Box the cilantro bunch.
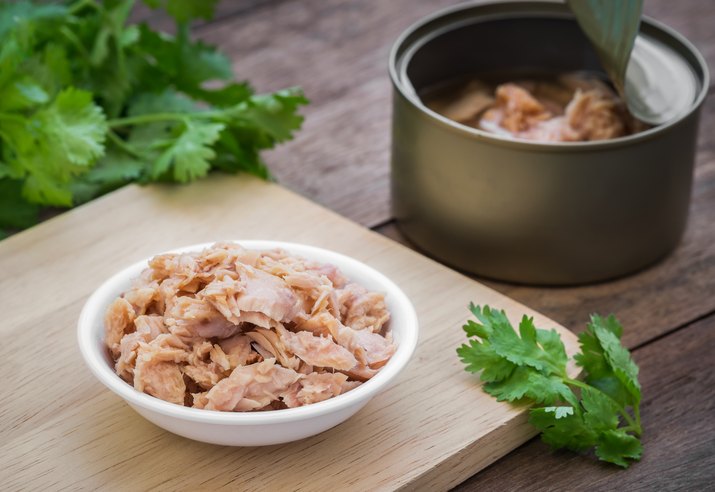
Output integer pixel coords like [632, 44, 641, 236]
[0, 0, 308, 238]
[457, 305, 642, 467]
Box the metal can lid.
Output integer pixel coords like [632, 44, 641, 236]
[626, 33, 701, 125]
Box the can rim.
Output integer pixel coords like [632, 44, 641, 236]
[388, 0, 710, 152]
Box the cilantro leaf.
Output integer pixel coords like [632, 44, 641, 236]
[228, 89, 309, 145]
[529, 387, 641, 467]
[128, 90, 198, 116]
[211, 127, 269, 178]
[189, 82, 253, 108]
[151, 119, 225, 182]
[488, 314, 565, 375]
[457, 338, 516, 382]
[83, 150, 145, 185]
[134, 24, 234, 101]
[536, 327, 568, 369]
[0, 0, 307, 237]
[595, 429, 643, 468]
[580, 386, 620, 432]
[0, 88, 106, 207]
[529, 406, 597, 452]
[458, 305, 577, 405]
[459, 305, 643, 468]
[71, 148, 146, 203]
[35, 88, 107, 166]
[71, 148, 144, 205]
[22, 169, 74, 206]
[23, 44, 72, 97]
[0, 178, 39, 229]
[591, 316, 641, 404]
[177, 39, 233, 86]
[467, 303, 512, 338]
[143, 0, 220, 23]
[576, 315, 641, 407]
[485, 367, 576, 406]
[0, 2, 67, 42]
[0, 76, 48, 111]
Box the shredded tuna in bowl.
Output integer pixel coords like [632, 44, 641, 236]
[105, 241, 395, 410]
[78, 241, 418, 445]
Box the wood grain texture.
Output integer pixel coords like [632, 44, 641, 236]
[644, 0, 715, 74]
[0, 176, 579, 491]
[456, 312, 715, 492]
[378, 88, 715, 350]
[150, 0, 713, 231]
[190, 0, 455, 227]
[3, 0, 714, 489]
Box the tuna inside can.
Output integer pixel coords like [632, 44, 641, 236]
[389, 1, 709, 285]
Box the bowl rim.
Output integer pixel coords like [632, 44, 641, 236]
[77, 240, 419, 425]
[388, 0, 710, 152]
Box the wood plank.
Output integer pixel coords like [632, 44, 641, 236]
[130, 0, 277, 32]
[186, 0, 455, 227]
[377, 88, 715, 349]
[198, 0, 715, 80]
[0, 175, 580, 491]
[455, 312, 715, 491]
[127, 0, 715, 231]
[644, 0, 715, 75]
[193, 0, 715, 230]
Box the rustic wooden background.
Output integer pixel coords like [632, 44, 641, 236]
[126, 0, 715, 488]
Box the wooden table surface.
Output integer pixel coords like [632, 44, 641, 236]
[91, 0, 715, 489]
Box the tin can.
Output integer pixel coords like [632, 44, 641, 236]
[389, 0, 709, 285]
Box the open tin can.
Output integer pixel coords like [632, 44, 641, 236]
[389, 1, 709, 285]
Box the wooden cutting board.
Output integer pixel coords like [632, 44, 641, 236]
[0, 175, 579, 491]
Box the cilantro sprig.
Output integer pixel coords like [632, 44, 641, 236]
[457, 304, 642, 468]
[0, 0, 308, 237]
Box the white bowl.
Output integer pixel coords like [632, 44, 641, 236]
[77, 241, 419, 446]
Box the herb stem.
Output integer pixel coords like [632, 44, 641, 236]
[108, 111, 219, 127]
[0, 113, 27, 125]
[107, 130, 142, 158]
[634, 405, 642, 435]
[68, 0, 99, 15]
[620, 424, 640, 434]
[108, 113, 186, 127]
[563, 377, 591, 392]
[110, 0, 136, 95]
[59, 26, 91, 60]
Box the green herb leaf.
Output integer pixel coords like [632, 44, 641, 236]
[190, 82, 254, 108]
[22, 170, 74, 206]
[84, 151, 145, 184]
[457, 338, 516, 382]
[488, 314, 565, 375]
[0, 1, 67, 42]
[575, 315, 641, 407]
[0, 77, 48, 111]
[128, 90, 198, 116]
[0, 178, 39, 229]
[23, 44, 72, 96]
[484, 367, 576, 405]
[151, 119, 225, 182]
[580, 386, 620, 432]
[529, 406, 597, 452]
[143, 0, 220, 23]
[134, 23, 234, 100]
[595, 429, 643, 468]
[228, 89, 309, 145]
[0, 0, 306, 237]
[591, 316, 641, 404]
[459, 305, 643, 468]
[35, 88, 107, 166]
